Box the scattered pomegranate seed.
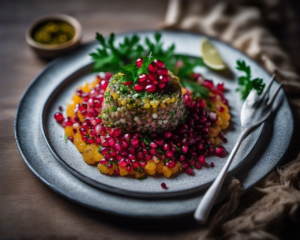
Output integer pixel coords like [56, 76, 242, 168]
[54, 112, 64, 123]
[217, 82, 224, 91]
[215, 146, 226, 158]
[210, 162, 215, 167]
[136, 58, 143, 68]
[161, 182, 168, 189]
[124, 81, 133, 86]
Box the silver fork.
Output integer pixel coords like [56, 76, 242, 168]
[194, 74, 282, 224]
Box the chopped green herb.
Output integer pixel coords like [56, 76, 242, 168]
[64, 133, 68, 143]
[141, 134, 151, 146]
[111, 106, 117, 112]
[138, 176, 147, 181]
[236, 60, 265, 100]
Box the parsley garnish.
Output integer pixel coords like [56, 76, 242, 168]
[90, 32, 208, 98]
[141, 134, 151, 146]
[236, 60, 265, 100]
[64, 134, 68, 143]
[138, 176, 147, 181]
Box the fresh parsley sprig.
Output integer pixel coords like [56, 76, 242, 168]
[119, 53, 154, 85]
[90, 32, 209, 98]
[236, 60, 265, 100]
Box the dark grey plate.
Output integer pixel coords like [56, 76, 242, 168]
[15, 31, 293, 217]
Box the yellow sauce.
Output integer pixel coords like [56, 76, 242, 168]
[32, 20, 75, 45]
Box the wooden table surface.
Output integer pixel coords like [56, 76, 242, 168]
[1, 0, 300, 239]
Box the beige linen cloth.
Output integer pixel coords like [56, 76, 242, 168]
[163, 0, 300, 239]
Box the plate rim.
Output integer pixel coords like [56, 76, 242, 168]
[14, 29, 294, 217]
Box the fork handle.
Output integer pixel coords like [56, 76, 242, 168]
[194, 129, 248, 224]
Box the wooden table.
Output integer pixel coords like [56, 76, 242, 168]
[1, 0, 299, 239]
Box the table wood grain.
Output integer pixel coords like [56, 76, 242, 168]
[1, 0, 300, 239]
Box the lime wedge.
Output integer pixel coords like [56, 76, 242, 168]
[201, 38, 226, 70]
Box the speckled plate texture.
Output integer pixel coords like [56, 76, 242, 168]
[15, 31, 293, 217]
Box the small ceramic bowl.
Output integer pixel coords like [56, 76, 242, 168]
[26, 14, 82, 59]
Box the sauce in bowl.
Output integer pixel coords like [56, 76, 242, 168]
[32, 20, 75, 45]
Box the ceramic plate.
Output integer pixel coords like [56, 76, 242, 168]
[15, 31, 293, 217]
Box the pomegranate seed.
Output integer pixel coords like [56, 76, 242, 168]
[210, 162, 215, 167]
[154, 59, 165, 68]
[99, 159, 108, 165]
[186, 168, 195, 175]
[107, 163, 113, 169]
[114, 168, 120, 175]
[179, 155, 185, 162]
[203, 79, 214, 89]
[124, 133, 131, 142]
[198, 155, 206, 165]
[131, 138, 139, 146]
[54, 112, 64, 123]
[118, 159, 127, 167]
[138, 74, 147, 83]
[166, 160, 176, 168]
[182, 162, 188, 169]
[148, 72, 157, 81]
[145, 84, 156, 93]
[64, 119, 73, 126]
[150, 148, 156, 155]
[161, 182, 168, 189]
[133, 83, 144, 92]
[182, 144, 188, 153]
[223, 138, 228, 143]
[157, 68, 168, 75]
[124, 81, 133, 86]
[158, 75, 169, 83]
[76, 89, 83, 97]
[100, 80, 109, 90]
[222, 98, 229, 106]
[136, 58, 143, 68]
[217, 82, 224, 91]
[145, 155, 152, 161]
[132, 161, 139, 169]
[142, 148, 149, 155]
[126, 165, 132, 172]
[102, 140, 109, 147]
[82, 136, 88, 142]
[158, 83, 166, 89]
[215, 146, 226, 158]
[104, 153, 111, 160]
[164, 131, 172, 138]
[133, 133, 140, 139]
[96, 137, 101, 144]
[154, 139, 164, 146]
[163, 143, 170, 151]
[100, 147, 109, 155]
[120, 140, 129, 149]
[149, 142, 157, 148]
[189, 160, 196, 166]
[139, 161, 147, 167]
[195, 163, 202, 169]
[165, 151, 174, 158]
[148, 62, 157, 72]
[116, 155, 123, 161]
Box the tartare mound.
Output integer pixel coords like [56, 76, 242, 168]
[100, 71, 187, 133]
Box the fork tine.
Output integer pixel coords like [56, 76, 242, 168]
[261, 74, 276, 99]
[267, 83, 282, 106]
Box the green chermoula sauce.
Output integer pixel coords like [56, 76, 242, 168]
[32, 20, 75, 45]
